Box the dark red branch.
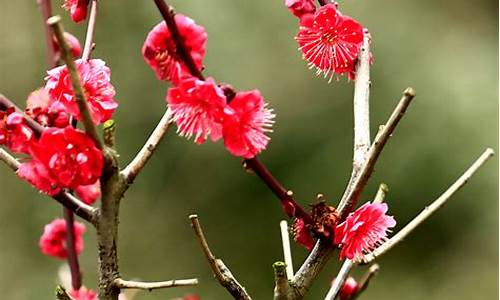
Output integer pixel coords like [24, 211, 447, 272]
[153, 0, 205, 80]
[64, 207, 82, 290]
[152, 0, 314, 225]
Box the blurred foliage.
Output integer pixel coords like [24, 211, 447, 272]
[0, 0, 498, 299]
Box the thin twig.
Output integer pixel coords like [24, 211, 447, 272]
[0, 148, 98, 224]
[373, 183, 388, 204]
[113, 278, 198, 290]
[37, 0, 57, 67]
[81, 0, 98, 61]
[280, 220, 294, 280]
[360, 148, 495, 264]
[336, 87, 415, 218]
[47, 16, 102, 149]
[189, 214, 252, 300]
[324, 260, 353, 300]
[64, 208, 82, 290]
[273, 262, 292, 300]
[351, 264, 379, 300]
[122, 108, 173, 183]
[153, 0, 205, 80]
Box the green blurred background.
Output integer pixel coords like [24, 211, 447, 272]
[0, 0, 498, 299]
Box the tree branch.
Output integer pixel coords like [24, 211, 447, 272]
[351, 264, 379, 300]
[64, 207, 82, 290]
[0, 148, 98, 224]
[121, 108, 172, 183]
[113, 278, 198, 291]
[279, 220, 294, 280]
[47, 15, 103, 149]
[37, 0, 57, 67]
[189, 214, 252, 300]
[273, 262, 292, 300]
[81, 0, 98, 61]
[360, 148, 495, 264]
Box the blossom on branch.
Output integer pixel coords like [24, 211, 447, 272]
[334, 202, 396, 260]
[69, 286, 97, 300]
[142, 15, 207, 82]
[62, 0, 90, 23]
[166, 77, 226, 144]
[45, 59, 118, 125]
[0, 108, 35, 153]
[53, 32, 82, 58]
[285, 0, 316, 18]
[333, 276, 359, 300]
[17, 127, 103, 195]
[39, 218, 86, 259]
[222, 90, 275, 159]
[295, 4, 364, 80]
[292, 217, 316, 250]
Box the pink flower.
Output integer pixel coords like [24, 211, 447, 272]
[295, 4, 364, 80]
[293, 217, 315, 250]
[17, 126, 103, 195]
[285, 0, 316, 18]
[75, 181, 101, 204]
[0, 108, 35, 153]
[334, 202, 396, 260]
[25, 88, 70, 128]
[166, 77, 226, 144]
[45, 59, 118, 125]
[62, 0, 90, 23]
[222, 90, 275, 159]
[39, 218, 86, 259]
[142, 15, 207, 82]
[69, 286, 97, 300]
[53, 32, 82, 58]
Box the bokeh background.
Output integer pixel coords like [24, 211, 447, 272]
[0, 0, 498, 299]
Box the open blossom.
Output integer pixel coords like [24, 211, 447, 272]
[39, 218, 86, 259]
[166, 77, 226, 144]
[17, 126, 103, 195]
[222, 90, 275, 159]
[142, 15, 207, 82]
[45, 59, 118, 125]
[0, 108, 34, 153]
[62, 0, 90, 23]
[70, 287, 97, 300]
[334, 202, 396, 260]
[285, 0, 316, 18]
[25, 88, 70, 128]
[295, 4, 364, 79]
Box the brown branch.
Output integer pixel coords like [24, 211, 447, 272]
[189, 214, 252, 300]
[0, 148, 98, 224]
[81, 0, 98, 61]
[113, 278, 198, 290]
[47, 16, 103, 149]
[122, 108, 173, 184]
[64, 208, 82, 290]
[153, 0, 205, 80]
[360, 148, 495, 264]
[273, 262, 292, 300]
[37, 0, 57, 67]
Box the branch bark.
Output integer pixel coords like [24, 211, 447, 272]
[273, 262, 292, 300]
[37, 0, 57, 67]
[113, 278, 198, 290]
[189, 214, 252, 300]
[359, 148, 495, 264]
[81, 0, 98, 61]
[64, 207, 82, 290]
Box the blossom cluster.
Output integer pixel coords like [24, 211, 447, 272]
[142, 15, 275, 159]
